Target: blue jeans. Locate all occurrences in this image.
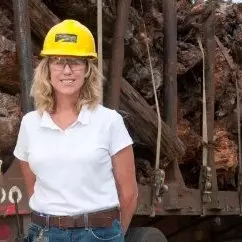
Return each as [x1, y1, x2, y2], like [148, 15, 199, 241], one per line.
[27, 219, 124, 242]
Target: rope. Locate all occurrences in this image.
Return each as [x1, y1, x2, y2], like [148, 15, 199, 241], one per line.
[139, 0, 162, 171]
[197, 36, 208, 167]
[198, 36, 208, 214]
[139, 0, 162, 217]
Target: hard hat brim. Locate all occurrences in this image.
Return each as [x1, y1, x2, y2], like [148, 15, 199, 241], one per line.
[40, 50, 97, 59]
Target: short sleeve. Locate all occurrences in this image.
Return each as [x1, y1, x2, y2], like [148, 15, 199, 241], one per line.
[13, 116, 29, 161]
[109, 111, 133, 156]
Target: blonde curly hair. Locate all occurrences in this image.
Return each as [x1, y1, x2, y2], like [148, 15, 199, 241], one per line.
[30, 57, 103, 113]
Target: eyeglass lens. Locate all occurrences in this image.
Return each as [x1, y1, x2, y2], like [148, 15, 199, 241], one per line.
[49, 57, 86, 71]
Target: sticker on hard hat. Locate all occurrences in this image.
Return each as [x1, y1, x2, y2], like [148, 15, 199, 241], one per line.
[55, 34, 77, 43]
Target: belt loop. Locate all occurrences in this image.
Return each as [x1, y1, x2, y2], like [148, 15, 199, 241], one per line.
[84, 213, 88, 230]
[119, 209, 122, 222]
[58, 216, 62, 228]
[45, 215, 50, 230]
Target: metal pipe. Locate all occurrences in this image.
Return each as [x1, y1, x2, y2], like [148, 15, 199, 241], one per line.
[97, 0, 103, 104]
[163, 0, 177, 132]
[107, 0, 132, 109]
[13, 0, 34, 114]
[97, 0, 103, 76]
[163, 0, 185, 210]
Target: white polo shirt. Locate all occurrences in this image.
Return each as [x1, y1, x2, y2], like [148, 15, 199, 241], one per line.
[13, 104, 133, 215]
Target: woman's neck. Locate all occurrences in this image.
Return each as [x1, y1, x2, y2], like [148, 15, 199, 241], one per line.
[54, 95, 78, 114]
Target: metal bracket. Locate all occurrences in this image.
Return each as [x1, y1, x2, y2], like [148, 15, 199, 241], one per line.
[0, 160, 5, 204]
[150, 169, 167, 217]
[238, 173, 242, 214]
[200, 165, 212, 204]
[155, 169, 166, 202]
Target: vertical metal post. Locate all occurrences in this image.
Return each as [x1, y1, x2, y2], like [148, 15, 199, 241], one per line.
[163, 0, 177, 132]
[97, 0, 103, 103]
[13, 0, 34, 114]
[203, 0, 219, 210]
[236, 69, 242, 214]
[107, 0, 132, 109]
[97, 0, 103, 75]
[163, 0, 185, 210]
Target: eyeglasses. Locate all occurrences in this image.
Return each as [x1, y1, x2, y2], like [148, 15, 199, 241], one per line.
[49, 57, 86, 71]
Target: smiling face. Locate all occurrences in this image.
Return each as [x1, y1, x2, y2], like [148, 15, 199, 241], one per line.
[49, 56, 87, 97]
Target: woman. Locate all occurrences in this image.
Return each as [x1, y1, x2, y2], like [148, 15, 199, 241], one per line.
[14, 19, 138, 242]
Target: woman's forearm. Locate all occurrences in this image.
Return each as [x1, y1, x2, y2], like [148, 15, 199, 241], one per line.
[119, 192, 138, 233]
[111, 146, 138, 233]
[20, 161, 36, 199]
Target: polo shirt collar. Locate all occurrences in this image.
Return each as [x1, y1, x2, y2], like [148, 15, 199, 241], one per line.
[40, 112, 59, 130]
[40, 104, 92, 129]
[77, 104, 92, 125]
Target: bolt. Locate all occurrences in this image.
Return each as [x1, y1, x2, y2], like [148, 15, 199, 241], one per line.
[213, 216, 221, 227]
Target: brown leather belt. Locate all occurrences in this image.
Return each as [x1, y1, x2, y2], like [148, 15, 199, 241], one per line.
[31, 207, 120, 228]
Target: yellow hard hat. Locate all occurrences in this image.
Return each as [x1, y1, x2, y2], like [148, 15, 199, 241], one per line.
[40, 19, 97, 58]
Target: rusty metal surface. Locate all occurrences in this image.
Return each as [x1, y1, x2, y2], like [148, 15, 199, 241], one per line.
[202, 0, 219, 211]
[106, 0, 132, 109]
[163, 0, 177, 131]
[0, 0, 33, 221]
[136, 185, 240, 216]
[131, 211, 242, 241]
[13, 0, 34, 114]
[0, 214, 29, 241]
[162, 0, 186, 211]
[0, 160, 30, 216]
[164, 216, 242, 242]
